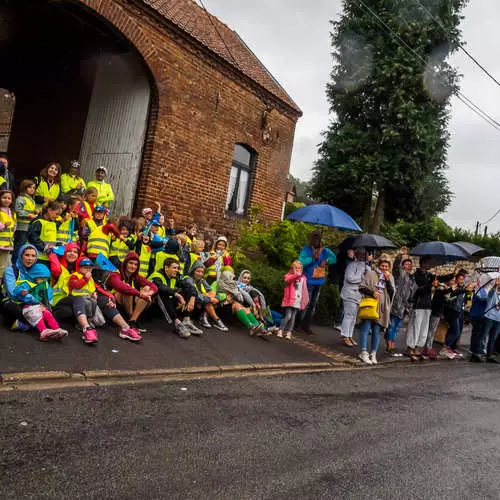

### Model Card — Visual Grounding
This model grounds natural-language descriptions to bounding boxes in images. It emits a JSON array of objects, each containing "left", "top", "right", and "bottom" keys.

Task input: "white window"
[{"left": 225, "top": 144, "right": 255, "bottom": 215}]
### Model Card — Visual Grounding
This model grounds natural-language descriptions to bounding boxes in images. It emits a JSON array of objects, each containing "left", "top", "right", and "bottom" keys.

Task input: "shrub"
[{"left": 315, "top": 284, "right": 341, "bottom": 327}]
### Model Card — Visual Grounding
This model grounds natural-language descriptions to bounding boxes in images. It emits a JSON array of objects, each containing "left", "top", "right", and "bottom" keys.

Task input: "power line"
[
  {"left": 412, "top": 0, "right": 500, "bottom": 90},
  {"left": 197, "top": 0, "right": 240, "bottom": 69},
  {"left": 355, "top": 0, "right": 500, "bottom": 133},
  {"left": 481, "top": 208, "right": 500, "bottom": 226}
]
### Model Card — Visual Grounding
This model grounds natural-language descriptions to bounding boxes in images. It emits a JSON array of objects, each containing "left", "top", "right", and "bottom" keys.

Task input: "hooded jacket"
[
  {"left": 106, "top": 252, "right": 158, "bottom": 296},
  {"left": 4, "top": 244, "right": 40, "bottom": 304},
  {"left": 217, "top": 270, "right": 253, "bottom": 306},
  {"left": 236, "top": 269, "right": 268, "bottom": 310},
  {"left": 185, "top": 260, "right": 214, "bottom": 304}
]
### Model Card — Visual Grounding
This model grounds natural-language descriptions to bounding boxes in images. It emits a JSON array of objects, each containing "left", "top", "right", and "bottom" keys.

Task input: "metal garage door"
[{"left": 79, "top": 53, "right": 151, "bottom": 216}]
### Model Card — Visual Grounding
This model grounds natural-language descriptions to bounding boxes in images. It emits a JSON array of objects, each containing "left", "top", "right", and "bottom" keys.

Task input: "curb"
[{"left": 0, "top": 361, "right": 344, "bottom": 391}]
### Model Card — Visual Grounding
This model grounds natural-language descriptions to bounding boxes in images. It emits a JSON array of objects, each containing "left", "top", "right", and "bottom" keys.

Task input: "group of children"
[{"left": 0, "top": 160, "right": 314, "bottom": 345}]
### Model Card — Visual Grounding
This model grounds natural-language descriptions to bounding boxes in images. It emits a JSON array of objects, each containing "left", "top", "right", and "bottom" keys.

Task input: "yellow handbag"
[{"left": 358, "top": 296, "right": 379, "bottom": 321}]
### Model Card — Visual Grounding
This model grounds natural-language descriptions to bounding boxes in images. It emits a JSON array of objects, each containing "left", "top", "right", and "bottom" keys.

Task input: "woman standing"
[
  {"left": 35, "top": 162, "right": 61, "bottom": 208},
  {"left": 358, "top": 256, "right": 395, "bottom": 365}
]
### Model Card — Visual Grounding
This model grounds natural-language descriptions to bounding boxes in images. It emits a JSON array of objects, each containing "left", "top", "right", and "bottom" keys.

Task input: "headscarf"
[
  {"left": 15, "top": 244, "right": 39, "bottom": 282},
  {"left": 218, "top": 269, "right": 253, "bottom": 305},
  {"left": 237, "top": 269, "right": 267, "bottom": 310}
]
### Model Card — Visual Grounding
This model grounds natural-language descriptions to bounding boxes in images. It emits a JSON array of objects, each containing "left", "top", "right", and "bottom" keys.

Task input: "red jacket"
[{"left": 281, "top": 271, "right": 309, "bottom": 310}]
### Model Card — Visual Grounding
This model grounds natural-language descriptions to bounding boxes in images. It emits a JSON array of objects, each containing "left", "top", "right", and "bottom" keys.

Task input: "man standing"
[
  {"left": 61, "top": 160, "right": 86, "bottom": 195},
  {"left": 298, "top": 230, "right": 336, "bottom": 334},
  {"left": 87, "top": 166, "right": 115, "bottom": 208},
  {"left": 0, "top": 153, "right": 15, "bottom": 190}
]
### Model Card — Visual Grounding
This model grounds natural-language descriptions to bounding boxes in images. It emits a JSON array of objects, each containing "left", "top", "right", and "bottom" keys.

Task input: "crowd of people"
[
  {"left": 337, "top": 246, "right": 500, "bottom": 365},
  {"left": 0, "top": 155, "right": 498, "bottom": 365}
]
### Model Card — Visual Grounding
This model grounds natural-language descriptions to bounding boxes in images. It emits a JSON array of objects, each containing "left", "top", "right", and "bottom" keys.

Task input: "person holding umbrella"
[{"left": 298, "top": 230, "right": 336, "bottom": 334}]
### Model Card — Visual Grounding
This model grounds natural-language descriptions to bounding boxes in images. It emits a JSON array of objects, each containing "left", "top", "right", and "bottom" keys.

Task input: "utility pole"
[
  {"left": 475, "top": 221, "right": 480, "bottom": 237},
  {"left": 484, "top": 225, "right": 488, "bottom": 237}
]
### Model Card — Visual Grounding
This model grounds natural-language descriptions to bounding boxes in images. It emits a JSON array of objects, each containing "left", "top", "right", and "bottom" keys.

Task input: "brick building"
[{"left": 0, "top": 0, "right": 301, "bottom": 233}]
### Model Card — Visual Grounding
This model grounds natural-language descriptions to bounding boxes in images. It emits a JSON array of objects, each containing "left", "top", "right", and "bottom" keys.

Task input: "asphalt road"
[{"left": 1, "top": 363, "right": 499, "bottom": 499}]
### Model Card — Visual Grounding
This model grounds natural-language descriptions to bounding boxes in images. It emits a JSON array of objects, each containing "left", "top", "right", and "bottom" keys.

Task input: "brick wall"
[{"left": 81, "top": 0, "right": 299, "bottom": 236}]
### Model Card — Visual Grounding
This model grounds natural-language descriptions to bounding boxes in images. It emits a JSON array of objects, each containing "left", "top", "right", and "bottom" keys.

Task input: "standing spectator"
[
  {"left": 0, "top": 153, "right": 14, "bottom": 190},
  {"left": 358, "top": 256, "right": 395, "bottom": 365},
  {"left": 298, "top": 231, "right": 336, "bottom": 334},
  {"left": 35, "top": 162, "right": 61, "bottom": 208},
  {"left": 385, "top": 248, "right": 415, "bottom": 356},
  {"left": 339, "top": 249, "right": 371, "bottom": 346},
  {"left": 14, "top": 179, "right": 38, "bottom": 259},
  {"left": 61, "top": 160, "right": 86, "bottom": 195},
  {"left": 277, "top": 260, "right": 309, "bottom": 340},
  {"left": 87, "top": 166, "right": 115, "bottom": 208},
  {"left": 405, "top": 257, "right": 435, "bottom": 360},
  {"left": 0, "top": 189, "right": 16, "bottom": 283}
]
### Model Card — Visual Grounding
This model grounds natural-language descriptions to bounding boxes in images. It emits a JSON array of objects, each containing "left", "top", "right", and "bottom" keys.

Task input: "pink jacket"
[{"left": 281, "top": 271, "right": 309, "bottom": 310}]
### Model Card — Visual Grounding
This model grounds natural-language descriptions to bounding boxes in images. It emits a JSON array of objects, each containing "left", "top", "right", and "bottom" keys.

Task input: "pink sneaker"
[
  {"left": 82, "top": 327, "right": 98, "bottom": 344},
  {"left": 119, "top": 327, "right": 142, "bottom": 342},
  {"left": 39, "top": 329, "right": 61, "bottom": 342}
]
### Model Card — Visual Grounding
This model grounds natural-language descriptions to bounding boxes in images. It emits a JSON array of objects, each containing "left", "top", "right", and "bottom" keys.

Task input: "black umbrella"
[
  {"left": 452, "top": 241, "right": 484, "bottom": 256},
  {"left": 351, "top": 233, "right": 397, "bottom": 249},
  {"left": 410, "top": 241, "right": 469, "bottom": 259}
]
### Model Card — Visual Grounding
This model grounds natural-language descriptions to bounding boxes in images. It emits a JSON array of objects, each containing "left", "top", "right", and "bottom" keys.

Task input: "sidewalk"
[{"left": 0, "top": 317, "right": 337, "bottom": 375}]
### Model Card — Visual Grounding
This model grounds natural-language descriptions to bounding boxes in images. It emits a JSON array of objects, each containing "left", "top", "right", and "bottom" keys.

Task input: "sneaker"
[
  {"left": 470, "top": 354, "right": 485, "bottom": 363},
  {"left": 439, "top": 347, "right": 455, "bottom": 360},
  {"left": 119, "top": 327, "right": 142, "bottom": 342},
  {"left": 39, "top": 329, "right": 62, "bottom": 342},
  {"left": 285, "top": 331, "right": 292, "bottom": 340},
  {"left": 452, "top": 349, "right": 464, "bottom": 359},
  {"left": 213, "top": 319, "right": 229, "bottom": 332},
  {"left": 183, "top": 317, "right": 203, "bottom": 336},
  {"left": 54, "top": 328, "right": 69, "bottom": 339},
  {"left": 249, "top": 323, "right": 265, "bottom": 336},
  {"left": 11, "top": 319, "right": 31, "bottom": 332},
  {"left": 200, "top": 314, "right": 212, "bottom": 329},
  {"left": 370, "top": 352, "right": 378, "bottom": 365},
  {"left": 129, "top": 320, "right": 147, "bottom": 334},
  {"left": 359, "top": 351, "right": 372, "bottom": 365},
  {"left": 176, "top": 322, "right": 191, "bottom": 339},
  {"left": 81, "top": 327, "right": 98, "bottom": 344},
  {"left": 276, "top": 330, "right": 283, "bottom": 338}
]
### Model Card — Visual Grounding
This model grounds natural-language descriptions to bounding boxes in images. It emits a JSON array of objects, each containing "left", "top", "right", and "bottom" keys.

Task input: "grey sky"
[{"left": 204, "top": 0, "right": 500, "bottom": 232}]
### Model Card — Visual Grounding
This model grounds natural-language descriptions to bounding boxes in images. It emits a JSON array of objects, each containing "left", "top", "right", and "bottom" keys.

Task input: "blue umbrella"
[
  {"left": 410, "top": 241, "right": 469, "bottom": 259},
  {"left": 287, "top": 204, "right": 361, "bottom": 231},
  {"left": 452, "top": 242, "right": 484, "bottom": 257}
]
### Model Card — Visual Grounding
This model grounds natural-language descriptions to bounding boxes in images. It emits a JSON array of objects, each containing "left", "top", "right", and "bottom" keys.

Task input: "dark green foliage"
[{"left": 312, "top": 0, "right": 467, "bottom": 231}]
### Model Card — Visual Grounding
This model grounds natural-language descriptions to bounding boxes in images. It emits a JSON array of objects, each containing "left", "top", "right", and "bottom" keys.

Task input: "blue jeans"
[
  {"left": 359, "top": 320, "right": 381, "bottom": 353},
  {"left": 386, "top": 314, "right": 404, "bottom": 343},
  {"left": 444, "top": 309, "right": 462, "bottom": 349},
  {"left": 477, "top": 318, "right": 500, "bottom": 356}
]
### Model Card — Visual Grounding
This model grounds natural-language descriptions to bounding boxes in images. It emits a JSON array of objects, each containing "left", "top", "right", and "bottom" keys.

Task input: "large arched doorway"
[{"left": 0, "top": 0, "right": 155, "bottom": 215}]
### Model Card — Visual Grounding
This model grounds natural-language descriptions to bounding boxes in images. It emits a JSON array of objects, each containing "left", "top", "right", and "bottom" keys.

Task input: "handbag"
[{"left": 358, "top": 296, "right": 379, "bottom": 321}]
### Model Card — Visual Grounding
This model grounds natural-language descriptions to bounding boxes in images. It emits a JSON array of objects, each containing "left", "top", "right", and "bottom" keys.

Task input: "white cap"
[{"left": 96, "top": 166, "right": 107, "bottom": 174}]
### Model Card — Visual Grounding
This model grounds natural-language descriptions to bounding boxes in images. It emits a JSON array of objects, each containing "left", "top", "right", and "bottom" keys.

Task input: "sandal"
[
  {"left": 342, "top": 337, "right": 354, "bottom": 347},
  {"left": 407, "top": 348, "right": 420, "bottom": 362}
]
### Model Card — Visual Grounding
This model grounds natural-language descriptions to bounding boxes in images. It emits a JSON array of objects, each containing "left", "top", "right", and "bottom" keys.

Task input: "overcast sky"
[{"left": 204, "top": 0, "right": 500, "bottom": 232}]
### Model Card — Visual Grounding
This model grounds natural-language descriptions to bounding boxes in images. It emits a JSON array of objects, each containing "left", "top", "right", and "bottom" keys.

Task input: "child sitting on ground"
[
  {"left": 277, "top": 260, "right": 309, "bottom": 340},
  {"left": 16, "top": 263, "right": 68, "bottom": 341}
]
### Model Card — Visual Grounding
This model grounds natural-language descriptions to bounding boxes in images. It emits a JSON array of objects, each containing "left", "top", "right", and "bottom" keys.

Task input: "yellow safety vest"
[
  {"left": 0, "top": 210, "right": 15, "bottom": 247},
  {"left": 38, "top": 219, "right": 57, "bottom": 261},
  {"left": 35, "top": 180, "right": 60, "bottom": 208},
  {"left": 61, "top": 173, "right": 86, "bottom": 194},
  {"left": 109, "top": 238, "right": 130, "bottom": 261},
  {"left": 204, "top": 251, "right": 226, "bottom": 279},
  {"left": 52, "top": 266, "right": 71, "bottom": 306},
  {"left": 17, "top": 195, "right": 37, "bottom": 226},
  {"left": 139, "top": 244, "right": 152, "bottom": 277},
  {"left": 87, "top": 181, "right": 114, "bottom": 206},
  {"left": 193, "top": 280, "right": 208, "bottom": 295},
  {"left": 87, "top": 220, "right": 111, "bottom": 258},
  {"left": 157, "top": 226, "right": 166, "bottom": 238},
  {"left": 187, "top": 252, "right": 202, "bottom": 273},
  {"left": 148, "top": 271, "right": 177, "bottom": 297},
  {"left": 154, "top": 252, "right": 184, "bottom": 274},
  {"left": 57, "top": 217, "right": 78, "bottom": 244},
  {"left": 70, "top": 272, "right": 96, "bottom": 297}
]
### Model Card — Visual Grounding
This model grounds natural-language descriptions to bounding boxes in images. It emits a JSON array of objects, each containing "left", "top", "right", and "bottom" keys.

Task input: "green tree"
[
  {"left": 312, "top": 0, "right": 466, "bottom": 232},
  {"left": 288, "top": 174, "right": 313, "bottom": 204}
]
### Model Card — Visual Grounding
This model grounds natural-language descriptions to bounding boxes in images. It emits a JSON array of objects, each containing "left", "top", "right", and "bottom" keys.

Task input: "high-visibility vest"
[
  {"left": 148, "top": 271, "right": 177, "bottom": 297},
  {"left": 154, "top": 252, "right": 184, "bottom": 274},
  {"left": 38, "top": 219, "right": 57, "bottom": 261},
  {"left": 70, "top": 272, "right": 96, "bottom": 297},
  {"left": 52, "top": 266, "right": 71, "bottom": 306},
  {"left": 61, "top": 173, "right": 86, "bottom": 194},
  {"left": 35, "top": 180, "right": 60, "bottom": 208},
  {"left": 56, "top": 217, "right": 78, "bottom": 244},
  {"left": 139, "top": 244, "right": 152, "bottom": 277},
  {"left": 0, "top": 210, "right": 15, "bottom": 247},
  {"left": 193, "top": 279, "right": 208, "bottom": 295},
  {"left": 204, "top": 251, "right": 223, "bottom": 279},
  {"left": 157, "top": 226, "right": 166, "bottom": 238},
  {"left": 109, "top": 238, "right": 130, "bottom": 261},
  {"left": 187, "top": 252, "right": 202, "bottom": 273},
  {"left": 17, "top": 195, "right": 37, "bottom": 226},
  {"left": 87, "top": 220, "right": 111, "bottom": 258},
  {"left": 87, "top": 181, "right": 114, "bottom": 206},
  {"left": 0, "top": 175, "right": 6, "bottom": 187}
]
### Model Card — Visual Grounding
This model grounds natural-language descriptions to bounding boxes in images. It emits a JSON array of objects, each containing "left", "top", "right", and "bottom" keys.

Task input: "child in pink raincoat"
[{"left": 277, "top": 260, "right": 309, "bottom": 340}]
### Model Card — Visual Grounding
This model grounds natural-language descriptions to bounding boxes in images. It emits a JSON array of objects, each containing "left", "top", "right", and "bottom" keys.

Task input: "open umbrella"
[
  {"left": 287, "top": 204, "right": 361, "bottom": 231},
  {"left": 452, "top": 241, "right": 484, "bottom": 257},
  {"left": 410, "top": 241, "right": 469, "bottom": 260},
  {"left": 351, "top": 233, "right": 396, "bottom": 249},
  {"left": 477, "top": 256, "right": 500, "bottom": 273}
]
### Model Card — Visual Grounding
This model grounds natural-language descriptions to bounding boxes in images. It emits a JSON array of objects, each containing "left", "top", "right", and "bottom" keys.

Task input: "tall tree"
[{"left": 312, "top": 0, "right": 466, "bottom": 232}]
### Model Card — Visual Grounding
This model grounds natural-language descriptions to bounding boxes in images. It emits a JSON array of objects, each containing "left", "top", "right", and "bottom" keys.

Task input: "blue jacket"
[
  {"left": 4, "top": 244, "right": 40, "bottom": 305},
  {"left": 484, "top": 289, "right": 500, "bottom": 322},
  {"left": 299, "top": 246, "right": 336, "bottom": 286}
]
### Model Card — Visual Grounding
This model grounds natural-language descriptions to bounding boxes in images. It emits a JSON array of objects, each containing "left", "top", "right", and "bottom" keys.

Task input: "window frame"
[{"left": 225, "top": 144, "right": 256, "bottom": 217}]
